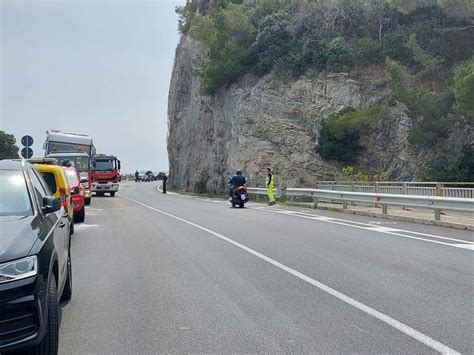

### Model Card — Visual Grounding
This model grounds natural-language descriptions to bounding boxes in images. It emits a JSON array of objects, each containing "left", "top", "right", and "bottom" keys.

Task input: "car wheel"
[
  {"left": 110, "top": 192, "right": 116, "bottom": 197},
  {"left": 61, "top": 250, "right": 72, "bottom": 302},
  {"left": 75, "top": 205, "right": 85, "bottom": 223},
  {"left": 96, "top": 192, "right": 104, "bottom": 197},
  {"left": 84, "top": 197, "right": 91, "bottom": 206},
  {"left": 27, "top": 274, "right": 59, "bottom": 355}
]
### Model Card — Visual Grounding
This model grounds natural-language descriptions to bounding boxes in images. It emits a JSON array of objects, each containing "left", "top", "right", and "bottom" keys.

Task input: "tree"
[
  {"left": 0, "top": 131, "right": 20, "bottom": 159},
  {"left": 452, "top": 60, "right": 474, "bottom": 121}
]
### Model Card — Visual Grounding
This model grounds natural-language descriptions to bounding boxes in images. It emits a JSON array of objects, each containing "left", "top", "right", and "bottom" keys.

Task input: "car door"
[{"left": 29, "top": 168, "right": 68, "bottom": 282}]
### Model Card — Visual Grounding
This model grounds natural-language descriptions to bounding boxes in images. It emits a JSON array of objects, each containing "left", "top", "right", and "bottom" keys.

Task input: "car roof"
[
  {"left": 33, "top": 163, "right": 65, "bottom": 174},
  {"left": 0, "top": 159, "right": 27, "bottom": 171}
]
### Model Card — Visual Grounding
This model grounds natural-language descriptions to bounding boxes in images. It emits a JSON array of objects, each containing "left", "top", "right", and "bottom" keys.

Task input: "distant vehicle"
[
  {"left": 43, "top": 130, "right": 95, "bottom": 205},
  {"left": 145, "top": 171, "right": 154, "bottom": 182},
  {"left": 91, "top": 154, "right": 121, "bottom": 197},
  {"left": 155, "top": 172, "right": 167, "bottom": 181},
  {"left": 30, "top": 159, "right": 75, "bottom": 235},
  {"left": 0, "top": 160, "right": 72, "bottom": 354},
  {"left": 47, "top": 152, "right": 92, "bottom": 205},
  {"left": 63, "top": 166, "right": 85, "bottom": 223},
  {"left": 138, "top": 170, "right": 147, "bottom": 181}
]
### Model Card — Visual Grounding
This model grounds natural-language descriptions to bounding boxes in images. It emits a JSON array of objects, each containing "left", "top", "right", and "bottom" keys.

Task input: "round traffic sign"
[
  {"left": 21, "top": 135, "right": 34, "bottom": 147},
  {"left": 21, "top": 147, "right": 33, "bottom": 159}
]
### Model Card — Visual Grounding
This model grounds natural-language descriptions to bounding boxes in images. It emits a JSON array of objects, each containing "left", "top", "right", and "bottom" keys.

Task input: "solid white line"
[
  {"left": 121, "top": 194, "right": 460, "bottom": 355},
  {"left": 251, "top": 208, "right": 473, "bottom": 250}
]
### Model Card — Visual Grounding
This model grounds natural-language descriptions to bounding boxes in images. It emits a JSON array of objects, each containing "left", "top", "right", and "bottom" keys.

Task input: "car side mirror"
[
  {"left": 80, "top": 178, "right": 88, "bottom": 184},
  {"left": 42, "top": 197, "right": 61, "bottom": 214},
  {"left": 72, "top": 187, "right": 80, "bottom": 195}
]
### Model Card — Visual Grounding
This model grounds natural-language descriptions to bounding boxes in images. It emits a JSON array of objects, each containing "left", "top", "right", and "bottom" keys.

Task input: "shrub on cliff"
[
  {"left": 452, "top": 60, "right": 474, "bottom": 122},
  {"left": 421, "top": 145, "right": 474, "bottom": 181},
  {"left": 317, "top": 105, "right": 383, "bottom": 163}
]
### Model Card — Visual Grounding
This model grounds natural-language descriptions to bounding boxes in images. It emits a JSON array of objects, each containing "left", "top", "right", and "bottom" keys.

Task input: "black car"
[{"left": 0, "top": 160, "right": 72, "bottom": 354}]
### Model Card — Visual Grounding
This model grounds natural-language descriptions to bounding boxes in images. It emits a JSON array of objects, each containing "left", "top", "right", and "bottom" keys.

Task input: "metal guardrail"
[
  {"left": 247, "top": 187, "right": 281, "bottom": 198},
  {"left": 311, "top": 181, "right": 474, "bottom": 199},
  {"left": 245, "top": 186, "right": 474, "bottom": 220},
  {"left": 286, "top": 189, "right": 474, "bottom": 220}
]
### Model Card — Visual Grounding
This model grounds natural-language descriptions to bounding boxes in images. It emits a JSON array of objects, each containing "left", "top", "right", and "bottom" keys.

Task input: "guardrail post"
[
  {"left": 402, "top": 183, "right": 407, "bottom": 210},
  {"left": 434, "top": 209, "right": 441, "bottom": 221},
  {"left": 382, "top": 204, "right": 388, "bottom": 215},
  {"left": 312, "top": 196, "right": 318, "bottom": 209},
  {"left": 374, "top": 182, "right": 378, "bottom": 194},
  {"left": 436, "top": 183, "right": 443, "bottom": 197},
  {"left": 343, "top": 200, "right": 348, "bottom": 209}
]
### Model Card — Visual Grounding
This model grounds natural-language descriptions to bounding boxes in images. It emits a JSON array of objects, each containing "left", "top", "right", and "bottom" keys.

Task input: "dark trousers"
[{"left": 162, "top": 182, "right": 167, "bottom": 193}]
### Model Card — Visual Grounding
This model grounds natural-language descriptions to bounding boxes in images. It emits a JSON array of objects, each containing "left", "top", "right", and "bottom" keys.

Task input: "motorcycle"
[{"left": 230, "top": 186, "right": 248, "bottom": 208}]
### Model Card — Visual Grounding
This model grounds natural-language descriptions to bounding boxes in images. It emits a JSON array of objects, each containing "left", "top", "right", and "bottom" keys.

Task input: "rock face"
[{"left": 167, "top": 35, "right": 472, "bottom": 191}]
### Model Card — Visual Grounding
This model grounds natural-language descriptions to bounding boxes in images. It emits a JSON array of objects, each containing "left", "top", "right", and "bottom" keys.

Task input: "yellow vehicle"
[{"left": 30, "top": 159, "right": 74, "bottom": 234}]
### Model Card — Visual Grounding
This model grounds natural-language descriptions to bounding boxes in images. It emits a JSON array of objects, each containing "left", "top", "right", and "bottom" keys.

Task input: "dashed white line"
[{"left": 121, "top": 194, "right": 460, "bottom": 355}]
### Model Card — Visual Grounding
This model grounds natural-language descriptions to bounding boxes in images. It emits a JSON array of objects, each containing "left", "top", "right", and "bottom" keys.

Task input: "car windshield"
[
  {"left": 0, "top": 170, "right": 32, "bottom": 216},
  {"left": 50, "top": 155, "right": 90, "bottom": 172},
  {"left": 92, "top": 159, "right": 114, "bottom": 171},
  {"left": 64, "top": 169, "right": 79, "bottom": 186}
]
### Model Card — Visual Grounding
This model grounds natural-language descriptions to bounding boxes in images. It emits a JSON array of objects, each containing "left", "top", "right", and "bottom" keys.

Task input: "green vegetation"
[
  {"left": 421, "top": 146, "right": 474, "bottom": 182},
  {"left": 317, "top": 105, "right": 384, "bottom": 163},
  {"left": 452, "top": 60, "right": 474, "bottom": 121},
  {"left": 339, "top": 165, "right": 390, "bottom": 182},
  {"left": 0, "top": 131, "right": 20, "bottom": 160},
  {"left": 194, "top": 180, "right": 207, "bottom": 194}
]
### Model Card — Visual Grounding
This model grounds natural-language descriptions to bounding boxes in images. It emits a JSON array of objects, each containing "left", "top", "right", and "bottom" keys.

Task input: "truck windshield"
[
  {"left": 92, "top": 159, "right": 114, "bottom": 171},
  {"left": 48, "top": 142, "right": 91, "bottom": 155},
  {"left": 50, "top": 155, "right": 90, "bottom": 172}
]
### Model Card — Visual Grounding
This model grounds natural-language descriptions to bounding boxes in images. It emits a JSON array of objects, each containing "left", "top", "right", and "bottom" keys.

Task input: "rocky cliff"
[{"left": 167, "top": 35, "right": 472, "bottom": 192}]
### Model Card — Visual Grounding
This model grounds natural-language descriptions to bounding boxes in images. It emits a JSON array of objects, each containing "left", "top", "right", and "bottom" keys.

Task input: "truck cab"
[{"left": 90, "top": 154, "right": 121, "bottom": 197}]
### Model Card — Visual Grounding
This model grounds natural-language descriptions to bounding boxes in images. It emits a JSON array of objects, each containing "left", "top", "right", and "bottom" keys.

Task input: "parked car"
[
  {"left": 63, "top": 166, "right": 85, "bottom": 223},
  {"left": 0, "top": 160, "right": 72, "bottom": 354},
  {"left": 29, "top": 158, "right": 75, "bottom": 235}
]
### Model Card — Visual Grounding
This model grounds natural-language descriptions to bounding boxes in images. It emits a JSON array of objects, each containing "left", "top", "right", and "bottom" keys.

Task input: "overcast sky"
[{"left": 1, "top": 0, "right": 185, "bottom": 173}]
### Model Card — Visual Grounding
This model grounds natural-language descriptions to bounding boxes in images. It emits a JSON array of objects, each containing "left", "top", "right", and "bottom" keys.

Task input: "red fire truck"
[{"left": 90, "top": 154, "right": 121, "bottom": 197}]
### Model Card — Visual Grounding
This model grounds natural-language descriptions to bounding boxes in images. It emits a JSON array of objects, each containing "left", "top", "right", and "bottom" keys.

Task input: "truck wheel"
[
  {"left": 27, "top": 275, "right": 59, "bottom": 355},
  {"left": 75, "top": 205, "right": 85, "bottom": 223},
  {"left": 84, "top": 197, "right": 91, "bottom": 206},
  {"left": 110, "top": 192, "right": 116, "bottom": 197}
]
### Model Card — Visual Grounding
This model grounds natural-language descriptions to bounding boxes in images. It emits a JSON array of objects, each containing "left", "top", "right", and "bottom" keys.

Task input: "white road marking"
[
  {"left": 452, "top": 244, "right": 474, "bottom": 250},
  {"left": 74, "top": 224, "right": 101, "bottom": 228},
  {"left": 122, "top": 195, "right": 460, "bottom": 355},
  {"left": 250, "top": 208, "right": 473, "bottom": 250}
]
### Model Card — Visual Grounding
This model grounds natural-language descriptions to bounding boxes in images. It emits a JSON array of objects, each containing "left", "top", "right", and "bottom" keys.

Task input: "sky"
[{"left": 0, "top": 0, "right": 186, "bottom": 173}]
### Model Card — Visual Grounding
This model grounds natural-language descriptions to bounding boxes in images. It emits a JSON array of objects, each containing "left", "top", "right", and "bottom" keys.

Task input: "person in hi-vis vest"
[{"left": 266, "top": 167, "right": 276, "bottom": 206}]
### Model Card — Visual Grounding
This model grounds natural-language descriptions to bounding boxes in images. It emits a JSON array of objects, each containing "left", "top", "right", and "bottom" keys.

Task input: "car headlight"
[{"left": 0, "top": 256, "right": 38, "bottom": 283}]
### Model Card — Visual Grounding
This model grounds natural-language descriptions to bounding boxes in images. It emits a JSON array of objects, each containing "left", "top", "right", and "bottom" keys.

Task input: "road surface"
[{"left": 58, "top": 181, "right": 473, "bottom": 354}]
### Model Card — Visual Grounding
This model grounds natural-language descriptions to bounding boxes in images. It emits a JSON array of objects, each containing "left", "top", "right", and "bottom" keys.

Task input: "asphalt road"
[{"left": 59, "top": 181, "right": 473, "bottom": 354}]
